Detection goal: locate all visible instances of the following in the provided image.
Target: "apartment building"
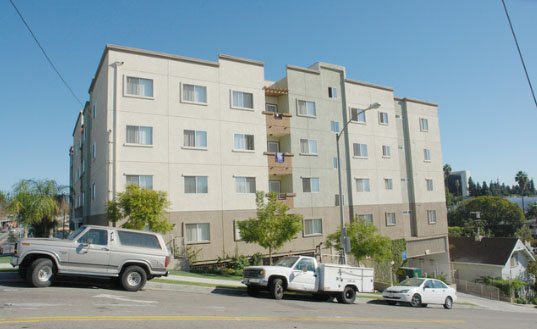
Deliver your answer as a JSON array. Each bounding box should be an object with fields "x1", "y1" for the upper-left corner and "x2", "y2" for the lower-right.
[{"x1": 70, "y1": 45, "x2": 450, "y2": 276}]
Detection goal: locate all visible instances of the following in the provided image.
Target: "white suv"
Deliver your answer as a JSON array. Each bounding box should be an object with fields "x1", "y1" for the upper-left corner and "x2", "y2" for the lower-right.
[{"x1": 11, "y1": 225, "x2": 170, "y2": 291}]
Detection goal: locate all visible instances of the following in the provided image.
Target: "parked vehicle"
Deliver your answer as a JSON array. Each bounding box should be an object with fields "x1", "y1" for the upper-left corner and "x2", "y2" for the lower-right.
[
  {"x1": 10, "y1": 225, "x2": 170, "y2": 291},
  {"x1": 242, "y1": 255, "x2": 374, "y2": 304},
  {"x1": 382, "y1": 277, "x2": 457, "y2": 309}
]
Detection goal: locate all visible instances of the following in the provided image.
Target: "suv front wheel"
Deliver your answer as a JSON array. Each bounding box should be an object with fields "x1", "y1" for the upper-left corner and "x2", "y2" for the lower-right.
[
  {"x1": 121, "y1": 266, "x2": 147, "y2": 292},
  {"x1": 27, "y1": 258, "x2": 54, "y2": 287}
]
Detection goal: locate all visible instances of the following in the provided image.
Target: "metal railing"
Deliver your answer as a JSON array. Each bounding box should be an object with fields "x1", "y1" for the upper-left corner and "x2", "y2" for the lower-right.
[{"x1": 454, "y1": 278, "x2": 501, "y2": 300}]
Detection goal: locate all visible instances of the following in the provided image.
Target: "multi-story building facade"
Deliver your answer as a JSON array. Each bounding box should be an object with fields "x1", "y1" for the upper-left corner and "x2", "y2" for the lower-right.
[{"x1": 70, "y1": 45, "x2": 450, "y2": 276}]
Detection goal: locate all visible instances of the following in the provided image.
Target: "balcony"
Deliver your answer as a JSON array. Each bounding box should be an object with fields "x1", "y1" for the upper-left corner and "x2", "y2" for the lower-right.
[
  {"x1": 267, "y1": 192, "x2": 296, "y2": 209},
  {"x1": 265, "y1": 152, "x2": 293, "y2": 175},
  {"x1": 264, "y1": 112, "x2": 291, "y2": 138}
]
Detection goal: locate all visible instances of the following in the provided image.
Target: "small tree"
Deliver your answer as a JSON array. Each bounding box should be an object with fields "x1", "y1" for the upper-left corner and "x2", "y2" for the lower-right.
[
  {"x1": 106, "y1": 185, "x2": 173, "y2": 233},
  {"x1": 238, "y1": 192, "x2": 302, "y2": 264},
  {"x1": 326, "y1": 219, "x2": 392, "y2": 263}
]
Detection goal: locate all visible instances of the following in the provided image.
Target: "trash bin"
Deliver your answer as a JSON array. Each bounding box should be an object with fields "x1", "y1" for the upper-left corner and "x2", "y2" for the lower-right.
[{"x1": 397, "y1": 267, "x2": 422, "y2": 282}]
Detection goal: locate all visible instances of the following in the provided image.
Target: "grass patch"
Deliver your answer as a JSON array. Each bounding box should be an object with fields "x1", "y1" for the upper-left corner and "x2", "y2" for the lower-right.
[
  {"x1": 168, "y1": 270, "x2": 242, "y2": 281},
  {"x1": 0, "y1": 256, "x2": 12, "y2": 264},
  {"x1": 0, "y1": 268, "x2": 17, "y2": 272},
  {"x1": 153, "y1": 278, "x2": 242, "y2": 290}
]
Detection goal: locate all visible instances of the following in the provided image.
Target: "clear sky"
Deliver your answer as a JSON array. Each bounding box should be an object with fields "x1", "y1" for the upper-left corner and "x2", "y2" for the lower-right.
[{"x1": 0, "y1": 0, "x2": 535, "y2": 192}]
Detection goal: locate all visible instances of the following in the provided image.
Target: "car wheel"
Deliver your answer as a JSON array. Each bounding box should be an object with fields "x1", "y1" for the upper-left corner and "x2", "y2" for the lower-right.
[
  {"x1": 409, "y1": 294, "x2": 422, "y2": 307},
  {"x1": 247, "y1": 285, "x2": 260, "y2": 297},
  {"x1": 385, "y1": 300, "x2": 397, "y2": 305},
  {"x1": 336, "y1": 286, "x2": 356, "y2": 304},
  {"x1": 121, "y1": 266, "x2": 147, "y2": 292},
  {"x1": 443, "y1": 296, "x2": 453, "y2": 309},
  {"x1": 27, "y1": 258, "x2": 54, "y2": 288},
  {"x1": 269, "y1": 278, "x2": 284, "y2": 300}
]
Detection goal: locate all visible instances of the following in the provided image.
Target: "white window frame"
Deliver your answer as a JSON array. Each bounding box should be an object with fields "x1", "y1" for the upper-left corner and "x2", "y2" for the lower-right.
[
  {"x1": 303, "y1": 218, "x2": 323, "y2": 237},
  {"x1": 382, "y1": 145, "x2": 391, "y2": 158},
  {"x1": 357, "y1": 214, "x2": 373, "y2": 223},
  {"x1": 235, "y1": 176, "x2": 256, "y2": 193},
  {"x1": 302, "y1": 177, "x2": 320, "y2": 193},
  {"x1": 386, "y1": 212, "x2": 396, "y2": 226},
  {"x1": 181, "y1": 83, "x2": 208, "y2": 105},
  {"x1": 126, "y1": 125, "x2": 153, "y2": 146},
  {"x1": 330, "y1": 121, "x2": 340, "y2": 133},
  {"x1": 384, "y1": 178, "x2": 393, "y2": 190},
  {"x1": 424, "y1": 148, "x2": 431, "y2": 162},
  {"x1": 297, "y1": 100, "x2": 316, "y2": 117},
  {"x1": 420, "y1": 118, "x2": 429, "y2": 132},
  {"x1": 183, "y1": 129, "x2": 208, "y2": 149},
  {"x1": 230, "y1": 90, "x2": 254, "y2": 110},
  {"x1": 300, "y1": 139, "x2": 318, "y2": 156},
  {"x1": 379, "y1": 111, "x2": 389, "y2": 125},
  {"x1": 351, "y1": 107, "x2": 367, "y2": 123},
  {"x1": 265, "y1": 103, "x2": 278, "y2": 113},
  {"x1": 267, "y1": 141, "x2": 279, "y2": 153},
  {"x1": 233, "y1": 134, "x2": 255, "y2": 152},
  {"x1": 426, "y1": 179, "x2": 434, "y2": 191},
  {"x1": 126, "y1": 175, "x2": 153, "y2": 189},
  {"x1": 185, "y1": 223, "x2": 210, "y2": 244},
  {"x1": 356, "y1": 178, "x2": 371, "y2": 192},
  {"x1": 184, "y1": 176, "x2": 208, "y2": 194},
  {"x1": 125, "y1": 76, "x2": 154, "y2": 99},
  {"x1": 427, "y1": 210, "x2": 437, "y2": 224},
  {"x1": 353, "y1": 143, "x2": 368, "y2": 158},
  {"x1": 328, "y1": 87, "x2": 337, "y2": 98}
]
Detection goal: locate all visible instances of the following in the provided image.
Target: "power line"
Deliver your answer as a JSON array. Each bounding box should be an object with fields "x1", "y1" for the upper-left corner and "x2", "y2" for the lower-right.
[
  {"x1": 8, "y1": 0, "x2": 84, "y2": 107},
  {"x1": 501, "y1": 0, "x2": 537, "y2": 109}
]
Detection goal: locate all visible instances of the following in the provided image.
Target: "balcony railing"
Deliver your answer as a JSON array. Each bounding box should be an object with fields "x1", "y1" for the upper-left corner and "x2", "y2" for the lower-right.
[
  {"x1": 265, "y1": 152, "x2": 293, "y2": 175},
  {"x1": 264, "y1": 112, "x2": 291, "y2": 138},
  {"x1": 266, "y1": 192, "x2": 296, "y2": 209}
]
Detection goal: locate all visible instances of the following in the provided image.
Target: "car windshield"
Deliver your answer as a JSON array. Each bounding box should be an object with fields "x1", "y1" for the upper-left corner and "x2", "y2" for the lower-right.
[
  {"x1": 398, "y1": 277, "x2": 425, "y2": 287},
  {"x1": 273, "y1": 256, "x2": 299, "y2": 268},
  {"x1": 66, "y1": 226, "x2": 86, "y2": 240}
]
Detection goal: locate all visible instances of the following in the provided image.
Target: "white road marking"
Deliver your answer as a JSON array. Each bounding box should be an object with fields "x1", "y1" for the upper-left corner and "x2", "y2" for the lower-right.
[
  {"x1": 93, "y1": 294, "x2": 158, "y2": 304},
  {"x1": 3, "y1": 303, "x2": 65, "y2": 307}
]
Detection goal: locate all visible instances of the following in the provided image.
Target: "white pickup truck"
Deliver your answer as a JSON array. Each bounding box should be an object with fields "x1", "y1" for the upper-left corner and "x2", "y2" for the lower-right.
[{"x1": 242, "y1": 255, "x2": 374, "y2": 304}]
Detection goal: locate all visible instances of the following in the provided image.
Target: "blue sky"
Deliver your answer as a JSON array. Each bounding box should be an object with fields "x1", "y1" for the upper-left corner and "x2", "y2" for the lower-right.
[{"x1": 0, "y1": 0, "x2": 535, "y2": 192}]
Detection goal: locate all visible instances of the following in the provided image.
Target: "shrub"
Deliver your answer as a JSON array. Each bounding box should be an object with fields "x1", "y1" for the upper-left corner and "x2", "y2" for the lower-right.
[{"x1": 250, "y1": 252, "x2": 264, "y2": 266}]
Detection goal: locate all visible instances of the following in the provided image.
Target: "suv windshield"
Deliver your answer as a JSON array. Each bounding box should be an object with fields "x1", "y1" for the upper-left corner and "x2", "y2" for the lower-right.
[
  {"x1": 273, "y1": 256, "x2": 299, "y2": 268},
  {"x1": 66, "y1": 226, "x2": 86, "y2": 240},
  {"x1": 398, "y1": 277, "x2": 425, "y2": 287}
]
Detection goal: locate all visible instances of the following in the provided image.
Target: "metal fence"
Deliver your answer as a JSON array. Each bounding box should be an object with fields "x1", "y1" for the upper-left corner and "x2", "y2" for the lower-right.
[{"x1": 454, "y1": 278, "x2": 502, "y2": 300}]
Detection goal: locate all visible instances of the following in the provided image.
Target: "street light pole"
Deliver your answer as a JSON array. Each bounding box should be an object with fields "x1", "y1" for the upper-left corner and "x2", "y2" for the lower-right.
[{"x1": 336, "y1": 102, "x2": 381, "y2": 265}]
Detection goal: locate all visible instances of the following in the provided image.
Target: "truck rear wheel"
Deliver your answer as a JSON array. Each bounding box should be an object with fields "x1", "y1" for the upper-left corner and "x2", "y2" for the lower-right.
[
  {"x1": 27, "y1": 258, "x2": 54, "y2": 288},
  {"x1": 270, "y1": 278, "x2": 284, "y2": 300},
  {"x1": 336, "y1": 286, "x2": 356, "y2": 304}
]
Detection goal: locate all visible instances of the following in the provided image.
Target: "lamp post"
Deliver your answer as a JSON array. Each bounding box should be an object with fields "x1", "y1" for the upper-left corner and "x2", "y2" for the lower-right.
[{"x1": 336, "y1": 102, "x2": 381, "y2": 264}]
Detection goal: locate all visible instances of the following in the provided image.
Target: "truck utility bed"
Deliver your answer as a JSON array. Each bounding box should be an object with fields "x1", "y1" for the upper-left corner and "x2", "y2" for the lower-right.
[{"x1": 318, "y1": 264, "x2": 374, "y2": 293}]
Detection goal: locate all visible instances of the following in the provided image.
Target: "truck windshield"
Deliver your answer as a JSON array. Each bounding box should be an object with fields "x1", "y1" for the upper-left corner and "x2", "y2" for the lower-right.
[
  {"x1": 66, "y1": 226, "x2": 86, "y2": 240},
  {"x1": 273, "y1": 256, "x2": 299, "y2": 267}
]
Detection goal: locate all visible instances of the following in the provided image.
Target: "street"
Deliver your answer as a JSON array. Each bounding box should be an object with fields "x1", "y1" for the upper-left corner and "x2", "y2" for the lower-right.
[{"x1": 0, "y1": 271, "x2": 536, "y2": 329}]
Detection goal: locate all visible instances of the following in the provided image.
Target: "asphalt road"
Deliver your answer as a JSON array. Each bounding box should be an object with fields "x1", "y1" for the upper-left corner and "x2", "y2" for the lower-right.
[{"x1": 1, "y1": 271, "x2": 536, "y2": 329}]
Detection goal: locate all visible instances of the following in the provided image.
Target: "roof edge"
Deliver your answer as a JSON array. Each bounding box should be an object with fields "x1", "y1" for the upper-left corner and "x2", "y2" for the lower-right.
[
  {"x1": 286, "y1": 65, "x2": 320, "y2": 75},
  {"x1": 218, "y1": 54, "x2": 264, "y2": 67},
  {"x1": 395, "y1": 97, "x2": 438, "y2": 107},
  {"x1": 345, "y1": 78, "x2": 393, "y2": 92}
]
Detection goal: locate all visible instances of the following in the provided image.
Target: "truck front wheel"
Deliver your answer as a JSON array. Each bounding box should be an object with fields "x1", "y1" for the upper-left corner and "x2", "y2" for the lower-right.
[
  {"x1": 337, "y1": 286, "x2": 356, "y2": 304},
  {"x1": 270, "y1": 278, "x2": 284, "y2": 300}
]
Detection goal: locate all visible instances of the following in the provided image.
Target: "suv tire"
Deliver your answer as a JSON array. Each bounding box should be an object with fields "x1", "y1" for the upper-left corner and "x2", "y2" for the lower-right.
[
  {"x1": 27, "y1": 258, "x2": 54, "y2": 287},
  {"x1": 121, "y1": 266, "x2": 147, "y2": 292}
]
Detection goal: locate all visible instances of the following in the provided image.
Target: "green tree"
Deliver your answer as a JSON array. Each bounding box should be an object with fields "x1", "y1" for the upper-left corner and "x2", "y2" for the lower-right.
[
  {"x1": 8, "y1": 179, "x2": 66, "y2": 237},
  {"x1": 468, "y1": 177, "x2": 477, "y2": 197},
  {"x1": 515, "y1": 171, "x2": 529, "y2": 210},
  {"x1": 106, "y1": 184, "x2": 173, "y2": 233},
  {"x1": 327, "y1": 219, "x2": 392, "y2": 263},
  {"x1": 0, "y1": 190, "x2": 8, "y2": 218},
  {"x1": 238, "y1": 192, "x2": 302, "y2": 264},
  {"x1": 515, "y1": 225, "x2": 533, "y2": 244},
  {"x1": 526, "y1": 202, "x2": 537, "y2": 220},
  {"x1": 448, "y1": 196, "x2": 525, "y2": 237}
]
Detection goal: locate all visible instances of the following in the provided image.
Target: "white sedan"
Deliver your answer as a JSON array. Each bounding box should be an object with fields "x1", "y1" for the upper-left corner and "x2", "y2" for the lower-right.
[{"x1": 382, "y1": 277, "x2": 457, "y2": 309}]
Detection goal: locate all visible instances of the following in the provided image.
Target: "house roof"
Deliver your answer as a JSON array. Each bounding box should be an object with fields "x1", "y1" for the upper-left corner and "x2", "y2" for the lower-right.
[{"x1": 449, "y1": 237, "x2": 520, "y2": 266}]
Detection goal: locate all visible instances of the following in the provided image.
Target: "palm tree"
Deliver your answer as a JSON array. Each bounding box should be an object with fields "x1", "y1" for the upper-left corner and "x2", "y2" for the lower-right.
[
  {"x1": 515, "y1": 171, "x2": 529, "y2": 211},
  {"x1": 8, "y1": 179, "x2": 66, "y2": 238},
  {"x1": 443, "y1": 164, "x2": 452, "y2": 186}
]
